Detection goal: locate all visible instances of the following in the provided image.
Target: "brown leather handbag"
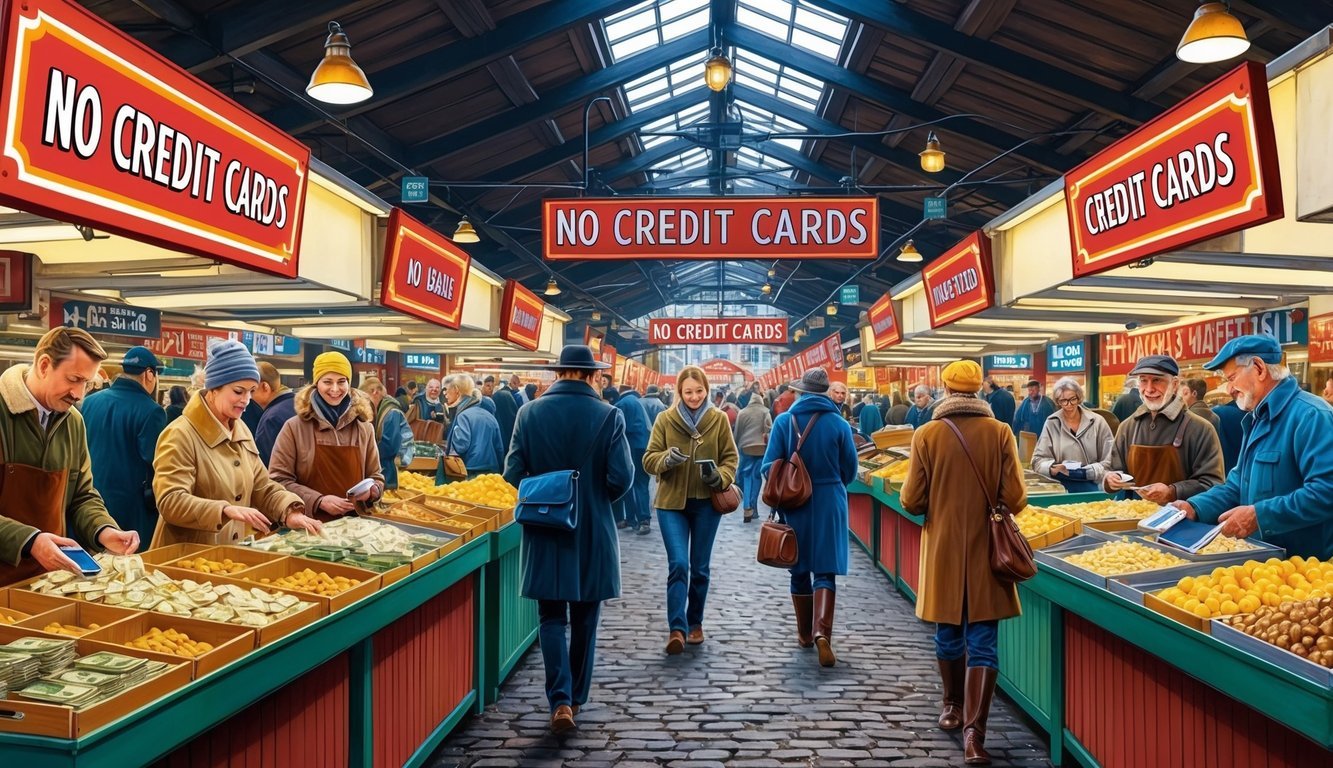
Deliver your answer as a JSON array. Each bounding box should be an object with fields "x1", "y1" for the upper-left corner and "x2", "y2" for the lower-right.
[
  {"x1": 710, "y1": 483, "x2": 741, "y2": 514},
  {"x1": 940, "y1": 418, "x2": 1037, "y2": 584},
  {"x1": 761, "y1": 413, "x2": 820, "y2": 509},
  {"x1": 756, "y1": 511, "x2": 798, "y2": 568}
]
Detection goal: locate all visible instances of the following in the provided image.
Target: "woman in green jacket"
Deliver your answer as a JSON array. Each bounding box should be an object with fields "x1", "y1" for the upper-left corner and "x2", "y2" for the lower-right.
[{"x1": 643, "y1": 366, "x2": 739, "y2": 654}]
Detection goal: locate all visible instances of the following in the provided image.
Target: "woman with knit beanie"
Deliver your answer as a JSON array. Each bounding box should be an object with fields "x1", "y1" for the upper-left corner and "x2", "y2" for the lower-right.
[
  {"x1": 269, "y1": 351, "x2": 384, "y2": 521},
  {"x1": 152, "y1": 339, "x2": 323, "y2": 547}
]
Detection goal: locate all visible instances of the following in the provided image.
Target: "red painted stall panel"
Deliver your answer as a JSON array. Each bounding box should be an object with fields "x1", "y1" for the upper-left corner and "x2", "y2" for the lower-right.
[
  {"x1": 156, "y1": 654, "x2": 350, "y2": 768},
  {"x1": 1064, "y1": 614, "x2": 1330, "y2": 767},
  {"x1": 877, "y1": 507, "x2": 897, "y2": 577},
  {"x1": 848, "y1": 492, "x2": 872, "y2": 553},
  {"x1": 898, "y1": 516, "x2": 922, "y2": 596},
  {"x1": 372, "y1": 576, "x2": 476, "y2": 768}
]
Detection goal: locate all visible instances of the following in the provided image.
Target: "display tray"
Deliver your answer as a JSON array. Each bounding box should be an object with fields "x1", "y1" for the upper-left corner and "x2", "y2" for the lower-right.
[
  {"x1": 123, "y1": 568, "x2": 324, "y2": 647},
  {"x1": 372, "y1": 509, "x2": 478, "y2": 545},
  {"x1": 137, "y1": 543, "x2": 210, "y2": 565},
  {"x1": 159, "y1": 545, "x2": 288, "y2": 576},
  {"x1": 1035, "y1": 533, "x2": 1189, "y2": 589},
  {"x1": 229, "y1": 558, "x2": 381, "y2": 614},
  {"x1": 0, "y1": 629, "x2": 193, "y2": 738},
  {"x1": 83, "y1": 613, "x2": 256, "y2": 679},
  {"x1": 415, "y1": 496, "x2": 474, "y2": 517},
  {"x1": 1018, "y1": 507, "x2": 1083, "y2": 550},
  {"x1": 1210, "y1": 618, "x2": 1333, "y2": 688},
  {"x1": 1105, "y1": 563, "x2": 1222, "y2": 605},
  {"x1": 0, "y1": 588, "x2": 42, "y2": 626},
  {"x1": 1117, "y1": 530, "x2": 1285, "y2": 562},
  {"x1": 1085, "y1": 518, "x2": 1142, "y2": 534},
  {"x1": 12, "y1": 599, "x2": 142, "y2": 639},
  {"x1": 379, "y1": 490, "x2": 423, "y2": 506}
]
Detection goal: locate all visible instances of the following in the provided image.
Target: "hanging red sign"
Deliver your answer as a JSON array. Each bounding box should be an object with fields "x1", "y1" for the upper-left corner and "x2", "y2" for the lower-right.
[
  {"x1": 867, "y1": 292, "x2": 901, "y2": 350},
  {"x1": 543, "y1": 197, "x2": 878, "y2": 260},
  {"x1": 500, "y1": 279, "x2": 544, "y2": 351},
  {"x1": 146, "y1": 325, "x2": 231, "y2": 361},
  {"x1": 1065, "y1": 61, "x2": 1281, "y2": 278},
  {"x1": 0, "y1": 0, "x2": 309, "y2": 278},
  {"x1": 381, "y1": 208, "x2": 471, "y2": 330},
  {"x1": 599, "y1": 343, "x2": 617, "y2": 372},
  {"x1": 922, "y1": 232, "x2": 994, "y2": 328},
  {"x1": 648, "y1": 318, "x2": 787, "y2": 345},
  {"x1": 1099, "y1": 309, "x2": 1302, "y2": 374},
  {"x1": 1310, "y1": 314, "x2": 1333, "y2": 366}
]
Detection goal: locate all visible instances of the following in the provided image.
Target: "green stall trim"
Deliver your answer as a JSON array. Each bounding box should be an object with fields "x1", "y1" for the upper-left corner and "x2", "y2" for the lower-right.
[
  {"x1": 1061, "y1": 728, "x2": 1102, "y2": 768},
  {"x1": 404, "y1": 692, "x2": 479, "y2": 768}
]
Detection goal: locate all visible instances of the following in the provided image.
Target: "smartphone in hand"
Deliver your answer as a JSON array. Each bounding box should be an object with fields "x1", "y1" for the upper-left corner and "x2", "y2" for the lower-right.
[
  {"x1": 694, "y1": 459, "x2": 718, "y2": 474},
  {"x1": 59, "y1": 545, "x2": 102, "y2": 577}
]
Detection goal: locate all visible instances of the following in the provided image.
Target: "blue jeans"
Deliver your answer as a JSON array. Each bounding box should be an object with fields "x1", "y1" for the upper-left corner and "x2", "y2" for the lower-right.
[
  {"x1": 738, "y1": 453, "x2": 764, "y2": 511},
  {"x1": 935, "y1": 611, "x2": 999, "y2": 669},
  {"x1": 537, "y1": 600, "x2": 602, "y2": 710},
  {"x1": 658, "y1": 498, "x2": 723, "y2": 632},
  {"x1": 790, "y1": 572, "x2": 837, "y2": 594},
  {"x1": 615, "y1": 451, "x2": 651, "y2": 526}
]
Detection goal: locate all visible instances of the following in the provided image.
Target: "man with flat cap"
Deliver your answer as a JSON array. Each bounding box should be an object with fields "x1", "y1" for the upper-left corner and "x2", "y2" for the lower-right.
[
  {"x1": 1175, "y1": 336, "x2": 1333, "y2": 558},
  {"x1": 1103, "y1": 354, "x2": 1223, "y2": 505}
]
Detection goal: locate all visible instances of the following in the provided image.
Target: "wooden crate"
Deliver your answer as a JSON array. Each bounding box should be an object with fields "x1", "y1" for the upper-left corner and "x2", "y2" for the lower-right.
[
  {"x1": 138, "y1": 542, "x2": 210, "y2": 565},
  {"x1": 0, "y1": 588, "x2": 49, "y2": 626},
  {"x1": 136, "y1": 568, "x2": 326, "y2": 646},
  {"x1": 13, "y1": 600, "x2": 142, "y2": 639},
  {"x1": 385, "y1": 501, "x2": 453, "y2": 525},
  {"x1": 379, "y1": 489, "x2": 423, "y2": 506},
  {"x1": 416, "y1": 496, "x2": 473, "y2": 516},
  {"x1": 1019, "y1": 507, "x2": 1084, "y2": 550},
  {"x1": 159, "y1": 545, "x2": 288, "y2": 577},
  {"x1": 83, "y1": 613, "x2": 256, "y2": 678},
  {"x1": 1144, "y1": 590, "x2": 1214, "y2": 633},
  {"x1": 235, "y1": 559, "x2": 381, "y2": 614}
]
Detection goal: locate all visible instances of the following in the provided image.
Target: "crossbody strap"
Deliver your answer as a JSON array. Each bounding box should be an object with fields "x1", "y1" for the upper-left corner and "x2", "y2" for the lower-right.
[
  {"x1": 572, "y1": 410, "x2": 616, "y2": 473},
  {"x1": 789, "y1": 413, "x2": 821, "y2": 460},
  {"x1": 940, "y1": 418, "x2": 998, "y2": 510}
]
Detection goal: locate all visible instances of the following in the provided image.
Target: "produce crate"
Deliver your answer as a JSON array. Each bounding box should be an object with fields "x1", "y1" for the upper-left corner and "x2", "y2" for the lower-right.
[
  {"x1": 416, "y1": 496, "x2": 474, "y2": 516},
  {"x1": 1035, "y1": 533, "x2": 1193, "y2": 589},
  {"x1": 13, "y1": 600, "x2": 141, "y2": 639},
  {"x1": 871, "y1": 426, "x2": 913, "y2": 450},
  {"x1": 1210, "y1": 618, "x2": 1333, "y2": 687},
  {"x1": 84, "y1": 613, "x2": 256, "y2": 678},
  {"x1": 379, "y1": 489, "x2": 423, "y2": 506},
  {"x1": 0, "y1": 588, "x2": 46, "y2": 625},
  {"x1": 1084, "y1": 518, "x2": 1146, "y2": 534},
  {"x1": 1119, "y1": 530, "x2": 1285, "y2": 562},
  {"x1": 137, "y1": 542, "x2": 210, "y2": 565},
  {"x1": 406, "y1": 456, "x2": 438, "y2": 472},
  {"x1": 160, "y1": 545, "x2": 288, "y2": 577},
  {"x1": 0, "y1": 627, "x2": 192, "y2": 738},
  {"x1": 1018, "y1": 507, "x2": 1083, "y2": 550},
  {"x1": 235, "y1": 558, "x2": 381, "y2": 613}
]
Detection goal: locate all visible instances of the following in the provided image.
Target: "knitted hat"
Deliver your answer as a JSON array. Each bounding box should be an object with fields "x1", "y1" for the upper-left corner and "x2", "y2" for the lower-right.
[
  {"x1": 313, "y1": 351, "x2": 352, "y2": 382},
  {"x1": 204, "y1": 339, "x2": 260, "y2": 389},
  {"x1": 941, "y1": 360, "x2": 983, "y2": 393}
]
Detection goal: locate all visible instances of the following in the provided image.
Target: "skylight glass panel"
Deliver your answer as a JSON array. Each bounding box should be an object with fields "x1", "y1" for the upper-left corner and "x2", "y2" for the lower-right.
[
  {"x1": 604, "y1": 0, "x2": 708, "y2": 63},
  {"x1": 736, "y1": 0, "x2": 849, "y2": 62}
]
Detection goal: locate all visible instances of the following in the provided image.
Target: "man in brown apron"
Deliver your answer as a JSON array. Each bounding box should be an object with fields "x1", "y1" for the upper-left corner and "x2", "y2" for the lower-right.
[
  {"x1": 1103, "y1": 355, "x2": 1224, "y2": 504},
  {"x1": 0, "y1": 328, "x2": 140, "y2": 586}
]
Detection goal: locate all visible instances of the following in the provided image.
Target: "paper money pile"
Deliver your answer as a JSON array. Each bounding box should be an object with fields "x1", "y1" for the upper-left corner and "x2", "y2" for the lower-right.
[
  {"x1": 16, "y1": 651, "x2": 170, "y2": 710},
  {"x1": 0, "y1": 637, "x2": 77, "y2": 675},
  {"x1": 252, "y1": 516, "x2": 450, "y2": 572},
  {"x1": 0, "y1": 651, "x2": 41, "y2": 698}
]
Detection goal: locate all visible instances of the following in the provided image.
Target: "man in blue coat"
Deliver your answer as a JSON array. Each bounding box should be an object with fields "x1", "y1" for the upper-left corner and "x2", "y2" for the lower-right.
[
  {"x1": 492, "y1": 374, "x2": 520, "y2": 453},
  {"x1": 253, "y1": 362, "x2": 295, "y2": 466},
  {"x1": 80, "y1": 346, "x2": 169, "y2": 544},
  {"x1": 641, "y1": 385, "x2": 668, "y2": 424},
  {"x1": 1011, "y1": 379, "x2": 1055, "y2": 436},
  {"x1": 504, "y1": 345, "x2": 633, "y2": 733},
  {"x1": 762, "y1": 368, "x2": 859, "y2": 668},
  {"x1": 612, "y1": 385, "x2": 653, "y2": 534},
  {"x1": 983, "y1": 378, "x2": 1016, "y2": 428},
  {"x1": 1177, "y1": 336, "x2": 1333, "y2": 559},
  {"x1": 1212, "y1": 399, "x2": 1244, "y2": 473}
]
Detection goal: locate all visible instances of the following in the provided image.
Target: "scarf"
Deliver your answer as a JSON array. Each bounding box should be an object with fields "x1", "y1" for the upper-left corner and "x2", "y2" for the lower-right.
[
  {"x1": 315, "y1": 392, "x2": 351, "y2": 427},
  {"x1": 678, "y1": 399, "x2": 711, "y2": 431}
]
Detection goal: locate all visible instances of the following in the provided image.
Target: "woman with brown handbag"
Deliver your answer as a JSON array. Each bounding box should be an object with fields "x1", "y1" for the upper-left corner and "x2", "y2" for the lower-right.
[
  {"x1": 760, "y1": 369, "x2": 859, "y2": 667},
  {"x1": 899, "y1": 360, "x2": 1028, "y2": 766}
]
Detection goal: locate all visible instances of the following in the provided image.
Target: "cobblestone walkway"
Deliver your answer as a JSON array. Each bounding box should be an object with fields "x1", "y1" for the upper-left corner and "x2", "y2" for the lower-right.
[{"x1": 428, "y1": 511, "x2": 1054, "y2": 767}]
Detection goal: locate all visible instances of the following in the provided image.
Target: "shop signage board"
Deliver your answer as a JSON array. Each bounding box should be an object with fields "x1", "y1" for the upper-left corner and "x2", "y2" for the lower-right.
[
  {"x1": 839, "y1": 285, "x2": 859, "y2": 305},
  {"x1": 1100, "y1": 308, "x2": 1307, "y2": 375},
  {"x1": 403, "y1": 352, "x2": 440, "y2": 371},
  {"x1": 52, "y1": 297, "x2": 159, "y2": 339},
  {"x1": 146, "y1": 325, "x2": 230, "y2": 361},
  {"x1": 240, "y1": 330, "x2": 299, "y2": 357},
  {"x1": 543, "y1": 197, "x2": 878, "y2": 260},
  {"x1": 794, "y1": 332, "x2": 844, "y2": 373},
  {"x1": 985, "y1": 354, "x2": 1033, "y2": 371},
  {"x1": 598, "y1": 343, "x2": 617, "y2": 372},
  {"x1": 500, "y1": 279, "x2": 544, "y2": 351},
  {"x1": 1065, "y1": 61, "x2": 1282, "y2": 278},
  {"x1": 352, "y1": 345, "x2": 386, "y2": 365},
  {"x1": 807, "y1": 316, "x2": 825, "y2": 330},
  {"x1": 381, "y1": 208, "x2": 471, "y2": 329},
  {"x1": 698, "y1": 358, "x2": 754, "y2": 384},
  {"x1": 923, "y1": 196, "x2": 947, "y2": 220},
  {"x1": 647, "y1": 317, "x2": 787, "y2": 345},
  {"x1": 1310, "y1": 313, "x2": 1333, "y2": 365},
  {"x1": 0, "y1": 250, "x2": 33, "y2": 311},
  {"x1": 1047, "y1": 340, "x2": 1087, "y2": 372},
  {"x1": 330, "y1": 339, "x2": 353, "y2": 352},
  {"x1": 922, "y1": 231, "x2": 995, "y2": 328},
  {"x1": 845, "y1": 365, "x2": 875, "y2": 389},
  {"x1": 0, "y1": 0, "x2": 310, "y2": 278},
  {"x1": 400, "y1": 176, "x2": 429, "y2": 204},
  {"x1": 867, "y1": 292, "x2": 902, "y2": 350}
]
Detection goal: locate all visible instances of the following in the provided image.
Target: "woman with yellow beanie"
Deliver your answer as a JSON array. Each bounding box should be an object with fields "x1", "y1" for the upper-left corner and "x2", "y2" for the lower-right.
[{"x1": 269, "y1": 351, "x2": 384, "y2": 521}]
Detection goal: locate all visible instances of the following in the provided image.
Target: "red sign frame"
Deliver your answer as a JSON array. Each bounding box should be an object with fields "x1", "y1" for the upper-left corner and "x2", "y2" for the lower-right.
[
  {"x1": 1310, "y1": 313, "x2": 1333, "y2": 366},
  {"x1": 380, "y1": 208, "x2": 471, "y2": 330},
  {"x1": 0, "y1": 0, "x2": 310, "y2": 278},
  {"x1": 647, "y1": 318, "x2": 788, "y2": 345},
  {"x1": 867, "y1": 292, "x2": 901, "y2": 350},
  {"x1": 146, "y1": 325, "x2": 231, "y2": 361},
  {"x1": 922, "y1": 232, "x2": 994, "y2": 328},
  {"x1": 543, "y1": 197, "x2": 878, "y2": 260},
  {"x1": 1065, "y1": 61, "x2": 1281, "y2": 278},
  {"x1": 500, "y1": 279, "x2": 544, "y2": 351}
]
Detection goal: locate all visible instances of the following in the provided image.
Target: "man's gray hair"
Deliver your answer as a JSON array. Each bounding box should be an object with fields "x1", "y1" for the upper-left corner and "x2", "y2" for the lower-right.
[
  {"x1": 1235, "y1": 354, "x2": 1291, "y2": 381},
  {"x1": 913, "y1": 385, "x2": 931, "y2": 398}
]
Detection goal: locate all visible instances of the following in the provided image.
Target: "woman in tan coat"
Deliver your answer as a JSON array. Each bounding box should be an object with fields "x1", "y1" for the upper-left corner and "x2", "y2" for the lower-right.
[
  {"x1": 268, "y1": 352, "x2": 383, "y2": 520},
  {"x1": 900, "y1": 360, "x2": 1026, "y2": 767},
  {"x1": 152, "y1": 340, "x2": 322, "y2": 547}
]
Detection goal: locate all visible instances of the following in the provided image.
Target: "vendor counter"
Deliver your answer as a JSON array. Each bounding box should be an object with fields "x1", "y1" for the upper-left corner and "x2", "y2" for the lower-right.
[
  {"x1": 0, "y1": 521, "x2": 537, "y2": 768},
  {"x1": 847, "y1": 480, "x2": 1333, "y2": 766}
]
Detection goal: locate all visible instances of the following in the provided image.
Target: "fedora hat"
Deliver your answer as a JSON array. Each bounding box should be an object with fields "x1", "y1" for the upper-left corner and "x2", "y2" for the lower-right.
[
  {"x1": 545, "y1": 344, "x2": 611, "y2": 371},
  {"x1": 789, "y1": 368, "x2": 830, "y2": 394}
]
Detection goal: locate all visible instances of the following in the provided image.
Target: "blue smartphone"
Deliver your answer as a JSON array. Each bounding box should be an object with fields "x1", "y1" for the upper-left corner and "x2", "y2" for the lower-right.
[{"x1": 59, "y1": 545, "x2": 101, "y2": 577}]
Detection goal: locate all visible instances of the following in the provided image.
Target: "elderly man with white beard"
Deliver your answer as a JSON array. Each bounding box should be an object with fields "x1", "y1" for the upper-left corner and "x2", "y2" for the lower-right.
[
  {"x1": 1102, "y1": 354, "x2": 1223, "y2": 505},
  {"x1": 1174, "y1": 336, "x2": 1333, "y2": 559}
]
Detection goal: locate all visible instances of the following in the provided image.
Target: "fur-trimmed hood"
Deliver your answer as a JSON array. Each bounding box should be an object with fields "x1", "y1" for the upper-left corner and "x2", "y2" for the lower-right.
[
  {"x1": 932, "y1": 393, "x2": 995, "y2": 420},
  {"x1": 0, "y1": 364, "x2": 41, "y2": 416},
  {"x1": 294, "y1": 385, "x2": 374, "y2": 430}
]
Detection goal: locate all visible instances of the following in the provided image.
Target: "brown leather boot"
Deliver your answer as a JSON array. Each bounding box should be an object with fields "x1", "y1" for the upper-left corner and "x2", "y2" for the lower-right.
[
  {"x1": 937, "y1": 657, "x2": 965, "y2": 730},
  {"x1": 813, "y1": 588, "x2": 836, "y2": 667},
  {"x1": 550, "y1": 704, "x2": 575, "y2": 733},
  {"x1": 791, "y1": 594, "x2": 814, "y2": 648},
  {"x1": 963, "y1": 666, "x2": 998, "y2": 765}
]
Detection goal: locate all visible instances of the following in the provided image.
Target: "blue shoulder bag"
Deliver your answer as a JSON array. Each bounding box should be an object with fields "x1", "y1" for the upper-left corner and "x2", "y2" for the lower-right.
[{"x1": 514, "y1": 411, "x2": 614, "y2": 531}]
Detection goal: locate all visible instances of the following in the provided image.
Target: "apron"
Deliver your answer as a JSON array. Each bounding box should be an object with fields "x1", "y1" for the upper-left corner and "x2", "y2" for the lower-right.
[
  {"x1": 0, "y1": 420, "x2": 70, "y2": 586},
  {"x1": 1122, "y1": 414, "x2": 1189, "y2": 499},
  {"x1": 304, "y1": 440, "x2": 365, "y2": 522}
]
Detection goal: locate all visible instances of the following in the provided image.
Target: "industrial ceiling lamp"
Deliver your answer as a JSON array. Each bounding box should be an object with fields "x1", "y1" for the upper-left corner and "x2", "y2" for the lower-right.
[
  {"x1": 452, "y1": 216, "x2": 479, "y2": 243},
  {"x1": 897, "y1": 240, "x2": 923, "y2": 263},
  {"x1": 1177, "y1": 2, "x2": 1250, "y2": 63},
  {"x1": 306, "y1": 22, "x2": 373, "y2": 105},
  {"x1": 767, "y1": 266, "x2": 776, "y2": 278},
  {"x1": 704, "y1": 48, "x2": 733, "y2": 92},
  {"x1": 761, "y1": 281, "x2": 772, "y2": 295},
  {"x1": 825, "y1": 301, "x2": 837, "y2": 316},
  {"x1": 919, "y1": 132, "x2": 946, "y2": 173},
  {"x1": 590, "y1": 311, "x2": 602, "y2": 322},
  {"x1": 543, "y1": 277, "x2": 561, "y2": 296}
]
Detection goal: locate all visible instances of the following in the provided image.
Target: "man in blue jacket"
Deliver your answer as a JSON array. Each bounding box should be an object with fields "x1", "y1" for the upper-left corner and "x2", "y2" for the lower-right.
[
  {"x1": 612, "y1": 385, "x2": 652, "y2": 534},
  {"x1": 362, "y1": 377, "x2": 412, "y2": 490},
  {"x1": 1177, "y1": 336, "x2": 1333, "y2": 559},
  {"x1": 1212, "y1": 399, "x2": 1245, "y2": 473},
  {"x1": 983, "y1": 377, "x2": 1015, "y2": 428},
  {"x1": 253, "y1": 362, "x2": 295, "y2": 466},
  {"x1": 1011, "y1": 379, "x2": 1055, "y2": 436},
  {"x1": 80, "y1": 346, "x2": 169, "y2": 544}
]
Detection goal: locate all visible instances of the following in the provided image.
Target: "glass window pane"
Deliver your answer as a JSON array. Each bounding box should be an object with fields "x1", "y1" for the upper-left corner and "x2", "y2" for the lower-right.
[
  {"x1": 613, "y1": 30, "x2": 660, "y2": 59},
  {"x1": 792, "y1": 28, "x2": 840, "y2": 59}
]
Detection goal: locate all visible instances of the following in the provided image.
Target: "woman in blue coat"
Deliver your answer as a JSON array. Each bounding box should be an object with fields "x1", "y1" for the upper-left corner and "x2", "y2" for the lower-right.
[
  {"x1": 858, "y1": 393, "x2": 884, "y2": 439},
  {"x1": 504, "y1": 346, "x2": 634, "y2": 733},
  {"x1": 438, "y1": 374, "x2": 504, "y2": 481},
  {"x1": 762, "y1": 368, "x2": 859, "y2": 667}
]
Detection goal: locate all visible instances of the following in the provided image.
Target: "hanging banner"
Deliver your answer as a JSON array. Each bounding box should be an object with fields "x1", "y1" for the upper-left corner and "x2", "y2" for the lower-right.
[
  {"x1": 500, "y1": 279, "x2": 544, "y2": 351},
  {"x1": 1047, "y1": 340, "x2": 1086, "y2": 372},
  {"x1": 922, "y1": 232, "x2": 994, "y2": 328},
  {"x1": 867, "y1": 292, "x2": 901, "y2": 350},
  {"x1": 51, "y1": 297, "x2": 159, "y2": 339},
  {"x1": 351, "y1": 345, "x2": 386, "y2": 365},
  {"x1": 145, "y1": 325, "x2": 231, "y2": 361},
  {"x1": 1310, "y1": 313, "x2": 1333, "y2": 366},
  {"x1": 1065, "y1": 61, "x2": 1281, "y2": 278},
  {"x1": 0, "y1": 0, "x2": 309, "y2": 278},
  {"x1": 648, "y1": 317, "x2": 787, "y2": 345},
  {"x1": 240, "y1": 330, "x2": 300, "y2": 357},
  {"x1": 1099, "y1": 308, "x2": 1307, "y2": 375},
  {"x1": 380, "y1": 208, "x2": 471, "y2": 329},
  {"x1": 793, "y1": 332, "x2": 845, "y2": 373},
  {"x1": 698, "y1": 358, "x2": 755, "y2": 385},
  {"x1": 845, "y1": 365, "x2": 875, "y2": 389},
  {"x1": 543, "y1": 197, "x2": 878, "y2": 260}
]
